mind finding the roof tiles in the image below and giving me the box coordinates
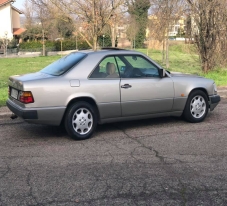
[0,0,13,6]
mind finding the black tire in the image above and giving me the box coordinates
[64,101,97,140]
[183,90,209,123]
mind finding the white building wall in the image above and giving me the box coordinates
[0,4,13,40]
[12,9,20,28]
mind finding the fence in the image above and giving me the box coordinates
[0,48,18,55]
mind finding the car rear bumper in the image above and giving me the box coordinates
[209,95,221,111]
[6,99,66,126]
[7,100,38,119]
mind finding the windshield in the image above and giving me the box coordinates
[40,52,87,76]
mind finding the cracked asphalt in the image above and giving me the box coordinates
[0,95,227,205]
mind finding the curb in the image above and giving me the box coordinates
[0,107,11,118]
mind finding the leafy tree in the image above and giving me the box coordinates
[31,0,124,50]
[148,0,184,68]
[98,34,112,47]
[21,26,43,41]
[126,0,150,48]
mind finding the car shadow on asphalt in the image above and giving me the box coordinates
[16,111,222,141]
[95,116,182,133]
[15,116,180,141]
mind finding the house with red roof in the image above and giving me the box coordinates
[0,0,25,40]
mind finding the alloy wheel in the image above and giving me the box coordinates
[72,108,93,135]
[190,95,206,119]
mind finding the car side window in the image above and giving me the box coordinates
[120,55,160,78]
[90,56,119,79]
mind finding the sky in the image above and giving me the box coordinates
[12,0,24,10]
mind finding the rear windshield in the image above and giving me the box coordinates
[40,52,87,76]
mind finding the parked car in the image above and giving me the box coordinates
[7,48,220,140]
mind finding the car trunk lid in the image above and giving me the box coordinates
[8,72,55,103]
[8,72,54,90]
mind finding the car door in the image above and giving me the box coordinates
[115,55,174,117]
[89,56,121,119]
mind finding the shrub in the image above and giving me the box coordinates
[19,39,91,52]
[8,39,18,49]
[19,41,43,51]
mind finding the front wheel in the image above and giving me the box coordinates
[183,90,208,123]
[64,101,97,140]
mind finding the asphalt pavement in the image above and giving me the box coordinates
[0,88,227,206]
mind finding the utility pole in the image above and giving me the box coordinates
[92,0,97,50]
[166,31,169,69]
[165,0,169,69]
[134,37,135,50]
[75,32,78,50]
[102,35,105,47]
[60,31,63,57]
[4,31,8,57]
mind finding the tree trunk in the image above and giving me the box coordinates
[166,37,169,69]
[111,25,116,47]
[162,39,165,64]
[93,36,97,51]
[202,60,208,74]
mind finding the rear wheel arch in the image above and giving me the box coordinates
[61,97,100,125]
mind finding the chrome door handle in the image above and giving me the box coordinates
[121,84,132,89]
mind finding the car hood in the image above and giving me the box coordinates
[170,72,202,78]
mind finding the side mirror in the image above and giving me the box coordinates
[159,68,166,78]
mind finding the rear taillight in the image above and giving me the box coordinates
[18,91,34,104]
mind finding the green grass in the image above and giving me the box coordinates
[138,44,201,74]
[0,45,227,107]
[138,44,227,86]
[203,69,227,86]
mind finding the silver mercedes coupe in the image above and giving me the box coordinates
[7,48,220,140]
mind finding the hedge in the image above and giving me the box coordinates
[19,39,91,52]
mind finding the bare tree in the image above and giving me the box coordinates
[186,0,227,72]
[22,0,35,27]
[37,0,125,50]
[107,8,126,48]
[24,0,75,42]
[126,16,138,49]
[0,37,8,56]
[149,0,184,68]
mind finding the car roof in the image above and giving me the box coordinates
[64,48,163,79]
[76,48,143,56]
